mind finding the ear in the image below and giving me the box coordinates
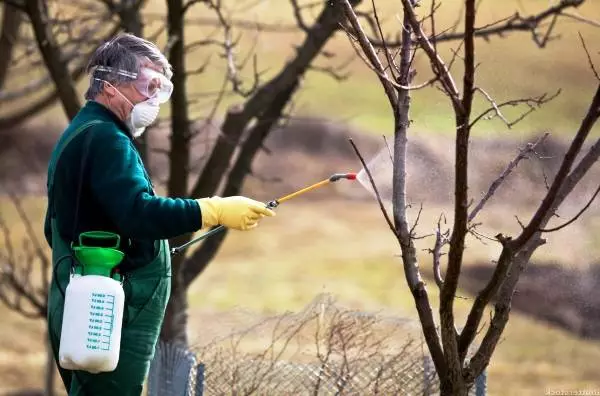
[103,81,116,98]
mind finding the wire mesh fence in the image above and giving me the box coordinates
[149,294,487,396]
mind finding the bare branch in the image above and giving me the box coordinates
[469,89,561,129]
[512,84,600,248]
[431,0,587,46]
[466,135,600,381]
[145,12,300,33]
[370,0,399,82]
[0,196,48,320]
[181,0,355,287]
[289,0,310,32]
[348,138,396,237]
[468,133,549,222]
[339,0,398,109]
[579,32,600,82]
[343,31,435,91]
[562,11,600,28]
[23,0,82,119]
[428,214,449,290]
[462,85,600,369]
[182,0,206,14]
[399,0,462,111]
[309,64,350,81]
[539,184,600,233]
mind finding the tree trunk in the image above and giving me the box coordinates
[24,0,81,120]
[0,3,21,89]
[440,377,469,396]
[160,271,188,346]
[160,0,191,347]
[119,0,150,172]
[166,0,190,200]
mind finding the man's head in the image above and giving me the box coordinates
[85,33,173,136]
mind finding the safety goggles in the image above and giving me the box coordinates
[93,65,173,104]
[133,67,173,104]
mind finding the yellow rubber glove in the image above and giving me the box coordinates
[197,196,275,231]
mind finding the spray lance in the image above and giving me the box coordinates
[170,172,357,256]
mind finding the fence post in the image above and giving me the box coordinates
[195,362,205,396]
[475,369,487,396]
[148,341,196,396]
[422,354,433,396]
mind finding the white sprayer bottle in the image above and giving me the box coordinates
[58,231,125,374]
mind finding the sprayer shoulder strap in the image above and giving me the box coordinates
[48,120,102,189]
[48,120,102,241]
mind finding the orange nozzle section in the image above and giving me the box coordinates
[276,179,331,204]
[275,172,357,204]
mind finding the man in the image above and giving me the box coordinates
[44,33,274,395]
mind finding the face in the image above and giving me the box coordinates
[102,61,165,120]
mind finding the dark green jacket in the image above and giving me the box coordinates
[44,101,201,270]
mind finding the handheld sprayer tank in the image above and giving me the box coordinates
[58,231,126,374]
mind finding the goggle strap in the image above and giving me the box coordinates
[93,65,138,79]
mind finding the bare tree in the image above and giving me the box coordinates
[0,0,139,128]
[161,0,362,345]
[0,2,22,89]
[339,0,600,394]
[0,192,54,395]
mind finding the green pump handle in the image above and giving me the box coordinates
[78,231,121,248]
[71,231,124,280]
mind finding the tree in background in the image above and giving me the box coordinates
[0,193,56,395]
[0,0,363,350]
[340,0,599,394]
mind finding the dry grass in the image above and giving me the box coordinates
[2,118,600,393]
[1,195,600,394]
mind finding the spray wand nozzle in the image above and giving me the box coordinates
[170,172,357,256]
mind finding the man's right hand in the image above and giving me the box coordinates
[196,196,275,231]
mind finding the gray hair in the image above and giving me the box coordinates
[85,33,172,100]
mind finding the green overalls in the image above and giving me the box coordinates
[46,120,171,395]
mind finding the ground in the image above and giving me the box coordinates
[1,121,600,395]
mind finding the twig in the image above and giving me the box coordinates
[370,0,398,82]
[469,90,561,129]
[383,135,393,164]
[409,202,424,238]
[289,0,310,32]
[309,64,351,81]
[468,133,549,222]
[562,11,600,28]
[431,0,586,47]
[539,183,600,232]
[399,0,463,111]
[429,214,448,289]
[578,32,600,82]
[340,0,398,109]
[349,138,397,237]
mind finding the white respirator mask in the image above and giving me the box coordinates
[126,97,160,138]
[94,65,173,138]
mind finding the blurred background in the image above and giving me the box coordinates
[0,0,599,395]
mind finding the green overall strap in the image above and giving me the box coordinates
[48,120,102,191]
[48,120,102,242]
